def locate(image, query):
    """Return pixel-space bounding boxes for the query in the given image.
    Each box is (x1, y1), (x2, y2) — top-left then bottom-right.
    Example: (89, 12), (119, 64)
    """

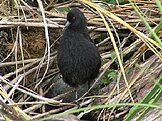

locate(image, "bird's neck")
(66, 25), (88, 33)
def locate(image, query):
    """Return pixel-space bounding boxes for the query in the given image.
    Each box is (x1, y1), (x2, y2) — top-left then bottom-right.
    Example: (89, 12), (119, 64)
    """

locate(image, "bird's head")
(64, 8), (87, 31)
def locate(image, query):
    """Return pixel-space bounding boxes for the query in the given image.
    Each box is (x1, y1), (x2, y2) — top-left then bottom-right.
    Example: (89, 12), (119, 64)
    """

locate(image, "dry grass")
(0, 0), (161, 121)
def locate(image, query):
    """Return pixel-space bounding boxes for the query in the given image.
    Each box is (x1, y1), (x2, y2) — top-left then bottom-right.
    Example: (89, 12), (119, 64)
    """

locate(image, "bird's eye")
(72, 17), (76, 20)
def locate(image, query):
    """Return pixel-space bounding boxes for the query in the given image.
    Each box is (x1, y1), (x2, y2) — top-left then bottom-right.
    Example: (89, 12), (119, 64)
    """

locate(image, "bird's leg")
(75, 87), (78, 100)
(88, 81), (91, 90)
(74, 87), (80, 107)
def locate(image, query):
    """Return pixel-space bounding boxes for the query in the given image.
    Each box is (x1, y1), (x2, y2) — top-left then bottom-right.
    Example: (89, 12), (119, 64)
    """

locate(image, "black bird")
(57, 8), (101, 99)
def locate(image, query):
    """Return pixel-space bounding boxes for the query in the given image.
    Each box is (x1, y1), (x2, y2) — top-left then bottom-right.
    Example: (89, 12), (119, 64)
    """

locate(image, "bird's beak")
(64, 21), (70, 29)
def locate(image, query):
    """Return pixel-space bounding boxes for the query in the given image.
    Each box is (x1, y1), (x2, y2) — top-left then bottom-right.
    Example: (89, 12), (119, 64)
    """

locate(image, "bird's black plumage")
(57, 8), (101, 88)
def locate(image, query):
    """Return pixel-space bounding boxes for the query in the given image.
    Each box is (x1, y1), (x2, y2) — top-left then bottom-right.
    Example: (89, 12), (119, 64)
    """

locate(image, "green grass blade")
(128, 0), (162, 47)
(124, 75), (162, 121)
(135, 87), (162, 121)
(155, 0), (162, 15)
(37, 102), (162, 121)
